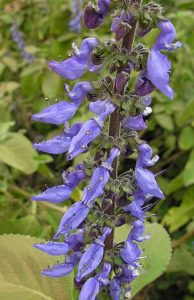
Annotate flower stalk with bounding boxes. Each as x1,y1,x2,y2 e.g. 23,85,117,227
32,0,181,298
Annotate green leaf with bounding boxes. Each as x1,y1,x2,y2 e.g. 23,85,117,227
183,149,194,186
155,114,174,132
115,223,172,296
163,186,194,232
168,245,194,275
0,234,73,300
0,133,38,174
177,99,194,126
178,126,194,150
41,72,62,99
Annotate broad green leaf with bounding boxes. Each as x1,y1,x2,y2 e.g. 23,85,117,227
178,126,194,150
0,133,38,174
0,234,73,300
168,245,194,275
115,223,172,297
163,186,194,232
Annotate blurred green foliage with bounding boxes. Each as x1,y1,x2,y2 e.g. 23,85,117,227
0,0,194,299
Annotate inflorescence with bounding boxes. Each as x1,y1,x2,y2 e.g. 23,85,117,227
32,0,181,299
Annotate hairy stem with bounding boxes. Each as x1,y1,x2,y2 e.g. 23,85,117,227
104,0,143,250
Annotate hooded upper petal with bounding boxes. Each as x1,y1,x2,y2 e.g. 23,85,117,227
48,38,100,80
65,81,93,106
135,167,165,199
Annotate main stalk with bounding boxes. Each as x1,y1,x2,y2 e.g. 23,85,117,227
104,0,143,250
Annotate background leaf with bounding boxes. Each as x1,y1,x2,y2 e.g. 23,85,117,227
0,133,38,174
0,234,73,300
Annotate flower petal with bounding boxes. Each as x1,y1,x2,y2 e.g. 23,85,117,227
41,252,81,278
54,201,90,238
79,278,100,300
123,115,147,131
33,242,70,256
65,81,93,106
32,101,77,125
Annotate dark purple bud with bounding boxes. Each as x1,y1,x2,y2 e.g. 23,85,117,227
115,72,129,94
84,4,103,29
135,76,155,96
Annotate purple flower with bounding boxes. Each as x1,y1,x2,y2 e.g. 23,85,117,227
67,102,115,160
124,195,144,219
89,98,115,116
110,278,122,300
123,115,147,131
83,148,120,204
33,123,83,154
67,118,102,160
79,263,111,300
65,81,93,106
137,143,159,168
48,38,101,80
54,201,90,239
41,252,82,278
135,167,164,199
77,227,112,281
146,20,182,99
79,278,100,300
98,0,112,15
127,220,150,242
33,242,70,256
32,101,77,125
69,0,83,33
32,166,85,203
120,241,142,265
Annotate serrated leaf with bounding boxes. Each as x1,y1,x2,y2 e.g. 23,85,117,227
0,133,38,174
115,223,172,297
167,245,194,275
0,234,73,300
